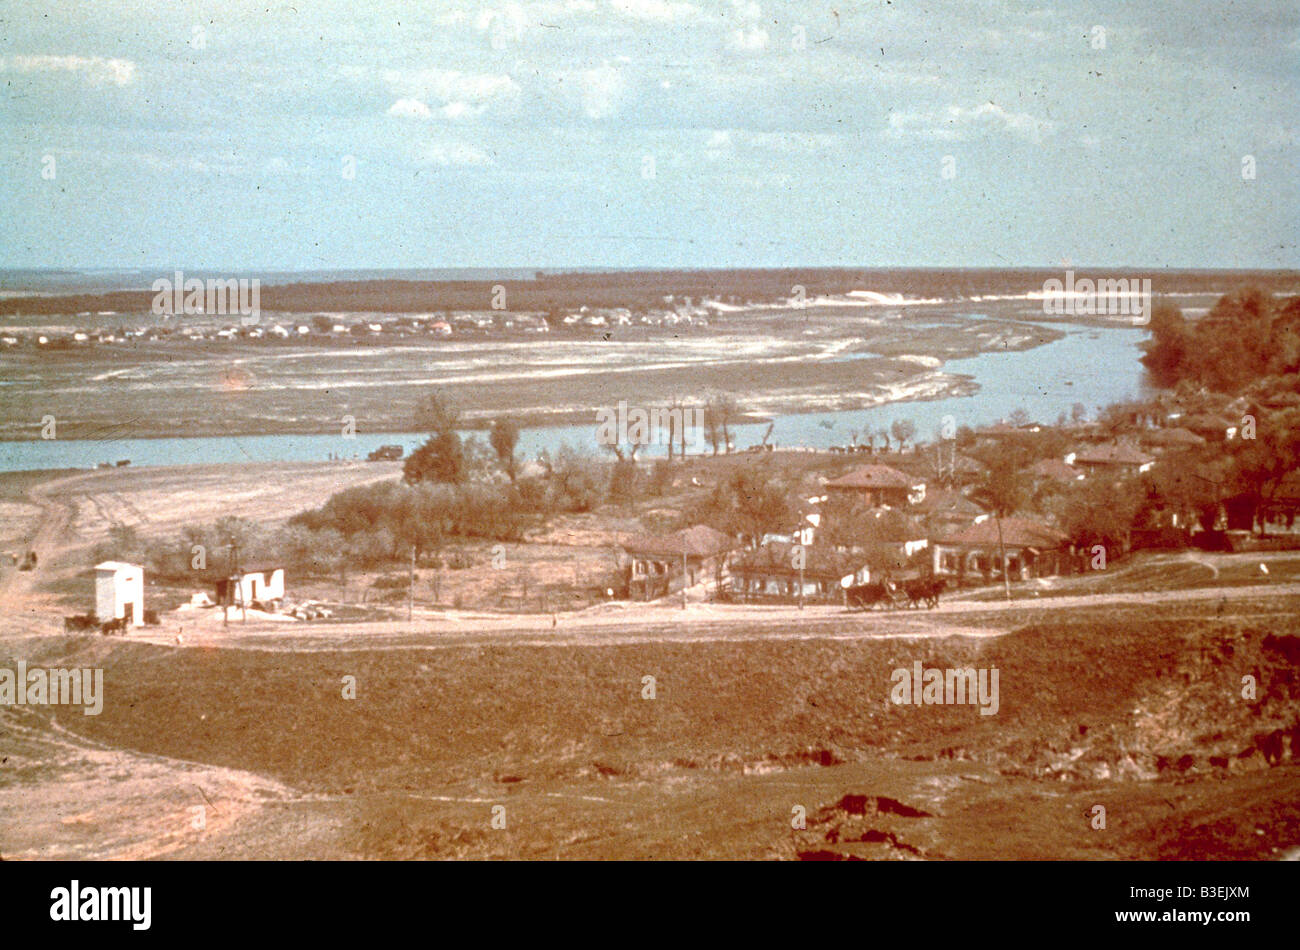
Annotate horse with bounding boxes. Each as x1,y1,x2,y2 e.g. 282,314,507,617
99,616,128,636
845,581,897,611
900,576,947,610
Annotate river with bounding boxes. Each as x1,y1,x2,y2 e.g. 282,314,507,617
0,317,1154,472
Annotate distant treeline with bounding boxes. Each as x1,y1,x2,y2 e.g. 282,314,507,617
5,268,1299,316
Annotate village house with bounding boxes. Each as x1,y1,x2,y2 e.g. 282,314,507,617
1029,457,1084,485
621,525,736,601
727,542,870,604
1176,413,1239,443
1139,426,1206,451
95,561,145,627
215,566,286,607
931,517,1070,583
824,464,925,508
1258,472,1300,535
861,510,930,569
1067,442,1155,476
910,487,989,534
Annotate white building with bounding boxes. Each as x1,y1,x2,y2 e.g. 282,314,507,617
95,561,145,626
216,567,285,606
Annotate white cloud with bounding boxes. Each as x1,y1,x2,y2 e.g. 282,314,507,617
441,101,478,120
383,68,520,113
574,64,628,119
0,54,136,86
609,0,698,21
887,102,1055,143
705,129,731,160
387,98,434,119
419,142,494,166
728,26,769,51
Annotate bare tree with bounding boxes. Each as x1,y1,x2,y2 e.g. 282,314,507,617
890,418,916,452
970,456,1029,601
709,394,738,454
489,417,521,483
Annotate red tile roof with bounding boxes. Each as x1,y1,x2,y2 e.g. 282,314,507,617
1074,443,1154,466
825,464,919,490
937,516,1067,548
1029,458,1081,482
621,524,736,559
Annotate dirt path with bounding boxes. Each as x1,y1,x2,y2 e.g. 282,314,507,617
0,470,92,634
94,578,1300,654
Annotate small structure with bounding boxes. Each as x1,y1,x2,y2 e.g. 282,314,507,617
728,542,870,603
1177,413,1239,442
1258,472,1300,535
1067,442,1155,476
1140,426,1206,451
621,525,736,601
825,464,925,507
931,517,1070,583
95,561,145,626
215,566,285,607
911,487,989,534
1028,457,1084,485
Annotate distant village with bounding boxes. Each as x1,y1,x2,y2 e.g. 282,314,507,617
624,391,1300,608
0,299,719,349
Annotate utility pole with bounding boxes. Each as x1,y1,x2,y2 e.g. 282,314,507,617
797,521,805,611
681,542,688,610
408,544,415,621
223,542,231,627
232,540,246,624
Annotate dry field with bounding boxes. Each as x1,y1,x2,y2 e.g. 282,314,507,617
1,594,1297,860
1,463,1298,861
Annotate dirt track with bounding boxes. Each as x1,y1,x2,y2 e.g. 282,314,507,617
0,462,399,636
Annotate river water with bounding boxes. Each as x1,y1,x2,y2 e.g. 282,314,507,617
0,317,1154,472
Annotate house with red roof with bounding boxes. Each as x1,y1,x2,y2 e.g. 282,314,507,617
931,516,1070,582
620,524,737,601
824,464,925,508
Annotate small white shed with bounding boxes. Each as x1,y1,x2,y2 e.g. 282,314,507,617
95,561,145,626
217,567,285,606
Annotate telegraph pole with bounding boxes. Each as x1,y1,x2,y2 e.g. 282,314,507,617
681,542,688,610
408,544,415,621
234,540,246,624
223,542,231,627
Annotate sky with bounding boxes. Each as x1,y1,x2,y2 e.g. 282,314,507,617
0,0,1296,270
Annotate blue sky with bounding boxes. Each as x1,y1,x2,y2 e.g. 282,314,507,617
0,0,1296,270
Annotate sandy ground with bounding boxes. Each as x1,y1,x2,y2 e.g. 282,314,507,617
0,309,1056,440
